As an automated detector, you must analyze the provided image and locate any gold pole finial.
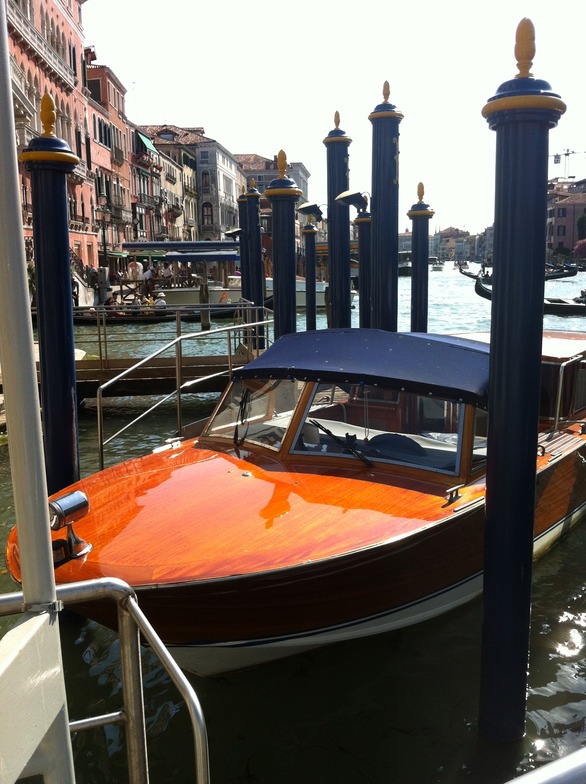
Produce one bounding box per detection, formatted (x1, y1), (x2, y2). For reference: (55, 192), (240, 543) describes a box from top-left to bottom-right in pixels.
(307, 214), (314, 225)
(515, 18), (535, 79)
(40, 93), (57, 137)
(382, 81), (390, 103)
(334, 111), (340, 129)
(277, 150), (287, 178)
(417, 182), (425, 203)
(250, 177), (256, 189)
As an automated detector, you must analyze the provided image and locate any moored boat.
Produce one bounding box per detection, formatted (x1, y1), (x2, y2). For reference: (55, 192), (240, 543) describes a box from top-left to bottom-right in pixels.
(61, 304), (244, 325)
(474, 275), (586, 315)
(158, 276), (347, 310)
(6, 328), (586, 676)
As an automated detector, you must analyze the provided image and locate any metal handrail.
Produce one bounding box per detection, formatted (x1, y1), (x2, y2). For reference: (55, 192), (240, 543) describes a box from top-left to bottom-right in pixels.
(96, 313), (274, 468)
(0, 577), (210, 783)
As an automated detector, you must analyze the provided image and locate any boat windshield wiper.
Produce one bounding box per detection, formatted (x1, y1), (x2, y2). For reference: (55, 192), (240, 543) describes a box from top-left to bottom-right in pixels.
(309, 419), (372, 467)
(234, 388), (251, 446)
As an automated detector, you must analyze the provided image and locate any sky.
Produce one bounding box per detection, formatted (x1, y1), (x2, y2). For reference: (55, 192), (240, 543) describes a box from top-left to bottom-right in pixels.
(81, 0), (586, 236)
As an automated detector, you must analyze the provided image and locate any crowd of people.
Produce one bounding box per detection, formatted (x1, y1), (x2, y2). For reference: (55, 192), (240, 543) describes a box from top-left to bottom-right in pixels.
(104, 291), (167, 311)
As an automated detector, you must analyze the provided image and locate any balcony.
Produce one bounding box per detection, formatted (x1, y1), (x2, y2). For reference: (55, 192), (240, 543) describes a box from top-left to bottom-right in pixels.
(137, 192), (155, 208)
(111, 146), (124, 166)
(165, 171), (177, 184)
(68, 160), (87, 185)
(133, 152), (152, 169)
(110, 205), (133, 224)
(7, 1), (76, 92)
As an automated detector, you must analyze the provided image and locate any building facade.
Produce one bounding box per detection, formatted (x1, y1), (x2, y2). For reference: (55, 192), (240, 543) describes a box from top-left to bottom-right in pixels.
(7, 4), (314, 275)
(8, 0), (93, 267)
(547, 178), (586, 260)
(141, 124), (246, 242)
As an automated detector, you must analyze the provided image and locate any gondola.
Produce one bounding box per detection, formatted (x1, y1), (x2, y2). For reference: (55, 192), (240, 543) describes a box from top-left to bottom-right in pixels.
(461, 264), (577, 284)
(474, 275), (586, 316)
(30, 303), (256, 326)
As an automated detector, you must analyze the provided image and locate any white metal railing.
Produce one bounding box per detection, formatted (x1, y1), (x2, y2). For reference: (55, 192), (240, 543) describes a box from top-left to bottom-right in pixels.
(0, 578), (210, 783)
(96, 311), (274, 468)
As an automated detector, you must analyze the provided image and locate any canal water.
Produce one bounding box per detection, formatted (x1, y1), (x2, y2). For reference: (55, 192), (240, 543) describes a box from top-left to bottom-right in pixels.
(3, 266), (586, 783)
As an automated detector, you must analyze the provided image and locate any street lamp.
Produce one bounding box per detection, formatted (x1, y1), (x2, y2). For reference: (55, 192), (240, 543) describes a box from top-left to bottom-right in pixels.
(96, 191), (111, 268)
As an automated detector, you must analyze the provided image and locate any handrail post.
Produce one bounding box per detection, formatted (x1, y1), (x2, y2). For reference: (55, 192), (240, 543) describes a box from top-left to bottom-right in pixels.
(117, 602), (150, 784)
(97, 385), (105, 470)
(175, 310), (183, 435)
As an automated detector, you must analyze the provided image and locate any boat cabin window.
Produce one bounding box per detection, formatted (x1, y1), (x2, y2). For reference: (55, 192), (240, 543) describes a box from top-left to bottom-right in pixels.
(472, 409), (488, 469)
(202, 377), (304, 450)
(293, 382), (465, 474)
(540, 356), (586, 422)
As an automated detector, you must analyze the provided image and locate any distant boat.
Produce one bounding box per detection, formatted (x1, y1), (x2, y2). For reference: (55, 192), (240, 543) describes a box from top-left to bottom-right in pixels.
(45, 305), (243, 326)
(474, 275), (586, 316)
(398, 252), (412, 277)
(159, 276), (355, 310)
(460, 264), (576, 285)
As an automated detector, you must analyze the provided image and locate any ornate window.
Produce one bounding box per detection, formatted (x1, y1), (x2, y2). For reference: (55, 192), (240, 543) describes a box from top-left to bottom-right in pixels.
(202, 203), (213, 226)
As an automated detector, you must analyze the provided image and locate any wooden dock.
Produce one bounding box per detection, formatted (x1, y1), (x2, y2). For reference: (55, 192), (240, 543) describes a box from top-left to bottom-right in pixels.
(0, 353), (251, 404)
(74, 354), (247, 399)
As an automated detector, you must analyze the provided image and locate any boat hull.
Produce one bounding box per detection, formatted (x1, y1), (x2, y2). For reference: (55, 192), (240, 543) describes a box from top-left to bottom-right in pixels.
(157, 282), (356, 310)
(61, 432), (586, 676)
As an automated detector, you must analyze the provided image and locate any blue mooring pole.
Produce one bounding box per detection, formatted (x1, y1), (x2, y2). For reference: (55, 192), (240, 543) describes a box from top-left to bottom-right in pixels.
(355, 204), (372, 329)
(369, 82), (403, 332)
(323, 112), (352, 328)
(20, 94), (81, 495)
(246, 180), (265, 348)
(407, 183), (434, 333)
(264, 150), (302, 339)
(478, 18), (566, 742)
(303, 217), (318, 332)
(237, 187), (250, 302)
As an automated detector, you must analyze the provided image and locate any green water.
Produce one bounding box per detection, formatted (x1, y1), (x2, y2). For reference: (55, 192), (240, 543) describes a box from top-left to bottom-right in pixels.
(3, 268), (586, 783)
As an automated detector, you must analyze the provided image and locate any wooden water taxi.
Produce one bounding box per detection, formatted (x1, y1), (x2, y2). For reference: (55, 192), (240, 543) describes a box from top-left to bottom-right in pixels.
(6, 329), (586, 676)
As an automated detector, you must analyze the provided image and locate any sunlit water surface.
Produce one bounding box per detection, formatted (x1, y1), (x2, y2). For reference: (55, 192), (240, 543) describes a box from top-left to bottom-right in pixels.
(3, 268), (586, 783)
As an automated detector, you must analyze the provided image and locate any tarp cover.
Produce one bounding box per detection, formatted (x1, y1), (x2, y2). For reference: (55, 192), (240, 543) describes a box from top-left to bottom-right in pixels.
(235, 329), (491, 408)
(164, 251), (240, 263)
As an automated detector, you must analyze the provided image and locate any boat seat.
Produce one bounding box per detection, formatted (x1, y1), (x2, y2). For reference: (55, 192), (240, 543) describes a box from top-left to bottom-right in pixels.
(296, 422), (321, 450)
(366, 433), (426, 458)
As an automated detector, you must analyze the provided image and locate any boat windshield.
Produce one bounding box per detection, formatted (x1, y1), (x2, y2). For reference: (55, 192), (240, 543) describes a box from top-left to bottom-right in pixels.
(202, 377), (305, 450)
(292, 381), (467, 474)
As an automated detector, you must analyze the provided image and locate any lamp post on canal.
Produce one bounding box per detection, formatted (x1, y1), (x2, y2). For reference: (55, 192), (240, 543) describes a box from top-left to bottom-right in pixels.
(96, 191), (111, 269)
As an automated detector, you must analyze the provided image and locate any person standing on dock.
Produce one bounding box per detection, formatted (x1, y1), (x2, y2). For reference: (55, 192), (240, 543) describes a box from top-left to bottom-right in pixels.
(161, 262), (173, 288)
(141, 264), (154, 297)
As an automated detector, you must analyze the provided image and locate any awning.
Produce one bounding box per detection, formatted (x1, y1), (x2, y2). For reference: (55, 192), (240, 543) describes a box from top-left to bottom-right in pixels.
(138, 132), (158, 155)
(164, 251), (240, 263)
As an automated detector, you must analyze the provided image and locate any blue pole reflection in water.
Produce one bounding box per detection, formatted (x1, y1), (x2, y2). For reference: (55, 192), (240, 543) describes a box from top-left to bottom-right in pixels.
(2, 270), (586, 782)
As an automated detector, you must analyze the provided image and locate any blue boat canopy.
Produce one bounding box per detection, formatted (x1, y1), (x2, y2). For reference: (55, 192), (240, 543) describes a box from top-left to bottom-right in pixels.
(235, 329), (491, 408)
